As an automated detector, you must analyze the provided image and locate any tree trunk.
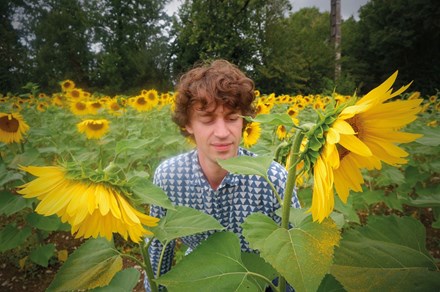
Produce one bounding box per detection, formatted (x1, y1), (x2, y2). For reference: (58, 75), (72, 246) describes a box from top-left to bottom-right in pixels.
(330, 0), (341, 81)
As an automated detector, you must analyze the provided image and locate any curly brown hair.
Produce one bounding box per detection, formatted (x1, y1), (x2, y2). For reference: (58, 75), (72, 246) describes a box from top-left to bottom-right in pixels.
(172, 59), (256, 137)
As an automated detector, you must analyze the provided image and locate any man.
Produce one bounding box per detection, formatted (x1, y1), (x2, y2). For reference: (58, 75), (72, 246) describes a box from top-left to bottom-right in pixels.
(145, 59), (300, 291)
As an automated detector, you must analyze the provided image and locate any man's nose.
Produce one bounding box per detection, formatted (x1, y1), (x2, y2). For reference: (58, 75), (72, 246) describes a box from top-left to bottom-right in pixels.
(214, 119), (229, 137)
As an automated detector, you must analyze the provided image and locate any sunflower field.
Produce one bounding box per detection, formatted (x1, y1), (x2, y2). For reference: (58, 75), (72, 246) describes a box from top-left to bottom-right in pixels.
(1, 74), (440, 291)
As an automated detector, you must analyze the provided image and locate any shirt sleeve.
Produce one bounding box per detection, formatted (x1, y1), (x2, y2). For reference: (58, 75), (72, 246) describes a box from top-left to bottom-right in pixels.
(144, 168), (176, 291)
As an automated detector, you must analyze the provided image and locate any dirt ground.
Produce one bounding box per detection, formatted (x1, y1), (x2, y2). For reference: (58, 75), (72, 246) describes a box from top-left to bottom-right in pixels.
(1, 206), (439, 292)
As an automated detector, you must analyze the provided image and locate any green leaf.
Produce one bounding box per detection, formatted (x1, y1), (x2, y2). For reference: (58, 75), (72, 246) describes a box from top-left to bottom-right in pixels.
(29, 244), (55, 267)
(242, 212), (340, 292)
(374, 166), (405, 187)
(115, 138), (155, 154)
(416, 126), (440, 146)
(406, 192), (440, 208)
(317, 274), (346, 292)
(47, 237), (123, 291)
(217, 155), (274, 179)
(361, 189), (385, 205)
(128, 176), (175, 210)
(156, 231), (275, 291)
(333, 195), (361, 224)
(26, 213), (69, 231)
(150, 206), (224, 243)
(248, 113), (295, 126)
(331, 215), (440, 291)
(0, 190), (32, 216)
(91, 268), (140, 292)
(0, 225), (32, 252)
(0, 171), (23, 187)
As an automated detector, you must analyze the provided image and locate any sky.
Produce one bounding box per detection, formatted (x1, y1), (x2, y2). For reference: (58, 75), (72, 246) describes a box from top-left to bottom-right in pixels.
(165, 0), (370, 20)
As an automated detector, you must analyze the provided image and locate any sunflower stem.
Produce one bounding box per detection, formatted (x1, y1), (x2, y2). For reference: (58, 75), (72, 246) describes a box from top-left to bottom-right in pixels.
(140, 239), (159, 292)
(278, 129), (305, 291)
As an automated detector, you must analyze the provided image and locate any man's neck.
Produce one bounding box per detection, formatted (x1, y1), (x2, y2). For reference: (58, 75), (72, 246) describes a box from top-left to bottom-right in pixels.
(198, 157), (228, 191)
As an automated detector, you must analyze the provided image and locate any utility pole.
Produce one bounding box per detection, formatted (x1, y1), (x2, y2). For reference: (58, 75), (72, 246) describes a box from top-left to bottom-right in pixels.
(330, 0), (341, 81)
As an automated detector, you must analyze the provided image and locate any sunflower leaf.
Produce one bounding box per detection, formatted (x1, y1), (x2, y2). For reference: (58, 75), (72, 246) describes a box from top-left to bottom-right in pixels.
(90, 268), (140, 292)
(150, 206), (224, 243)
(0, 224), (32, 252)
(156, 231), (275, 291)
(29, 243), (55, 267)
(242, 212), (340, 292)
(217, 155), (274, 180)
(47, 237), (122, 292)
(246, 113), (295, 126)
(331, 215), (440, 291)
(115, 138), (156, 154)
(26, 213), (70, 231)
(0, 190), (32, 216)
(128, 176), (175, 210)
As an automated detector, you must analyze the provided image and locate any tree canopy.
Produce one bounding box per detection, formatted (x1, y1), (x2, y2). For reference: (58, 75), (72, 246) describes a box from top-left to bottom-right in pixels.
(1, 0), (439, 96)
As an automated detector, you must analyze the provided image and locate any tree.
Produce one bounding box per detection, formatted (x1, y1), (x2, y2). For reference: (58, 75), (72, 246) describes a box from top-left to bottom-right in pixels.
(342, 0), (440, 95)
(170, 0), (291, 80)
(30, 0), (91, 92)
(0, 0), (32, 93)
(85, 0), (172, 94)
(255, 8), (334, 94)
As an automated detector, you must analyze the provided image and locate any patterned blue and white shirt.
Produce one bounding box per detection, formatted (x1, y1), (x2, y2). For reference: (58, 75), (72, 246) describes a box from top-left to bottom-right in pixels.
(145, 147), (300, 291)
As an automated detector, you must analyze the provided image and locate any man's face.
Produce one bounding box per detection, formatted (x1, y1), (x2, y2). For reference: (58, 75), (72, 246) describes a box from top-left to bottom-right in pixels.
(186, 103), (243, 167)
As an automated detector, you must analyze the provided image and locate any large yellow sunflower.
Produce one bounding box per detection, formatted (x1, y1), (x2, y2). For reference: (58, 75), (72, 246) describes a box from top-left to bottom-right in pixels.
(77, 119), (110, 139)
(0, 112), (30, 144)
(310, 71), (422, 222)
(17, 165), (159, 242)
(242, 122), (261, 148)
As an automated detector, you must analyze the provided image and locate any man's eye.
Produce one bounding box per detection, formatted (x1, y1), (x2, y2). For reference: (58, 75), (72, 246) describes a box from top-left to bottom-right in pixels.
(200, 118), (214, 124)
(228, 115), (239, 121)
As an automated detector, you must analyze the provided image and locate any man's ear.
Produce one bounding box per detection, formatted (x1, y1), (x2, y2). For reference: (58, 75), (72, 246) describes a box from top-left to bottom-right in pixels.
(186, 124), (194, 134)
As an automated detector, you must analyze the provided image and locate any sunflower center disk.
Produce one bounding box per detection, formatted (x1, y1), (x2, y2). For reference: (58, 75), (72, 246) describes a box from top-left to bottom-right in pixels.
(0, 116), (19, 132)
(88, 123), (104, 130)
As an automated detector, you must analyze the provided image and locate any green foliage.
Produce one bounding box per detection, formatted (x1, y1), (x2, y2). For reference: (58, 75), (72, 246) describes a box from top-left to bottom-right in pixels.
(256, 7), (334, 94)
(47, 237), (122, 291)
(90, 268), (140, 292)
(29, 243), (56, 267)
(150, 206), (224, 244)
(0, 224), (32, 252)
(156, 232), (277, 291)
(0, 190), (32, 216)
(242, 211), (340, 292)
(331, 215), (440, 291)
(342, 0), (440, 95)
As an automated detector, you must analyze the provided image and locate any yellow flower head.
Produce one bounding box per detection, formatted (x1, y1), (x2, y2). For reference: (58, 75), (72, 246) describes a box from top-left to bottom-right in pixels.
(242, 122), (261, 148)
(310, 71), (422, 222)
(276, 125), (288, 140)
(61, 80), (76, 92)
(255, 99), (271, 115)
(52, 94), (65, 107)
(107, 99), (124, 116)
(17, 165), (159, 242)
(87, 100), (104, 115)
(70, 100), (89, 116)
(77, 119), (110, 139)
(66, 88), (84, 101)
(142, 89), (159, 108)
(0, 112), (30, 144)
(36, 102), (48, 112)
(131, 95), (152, 112)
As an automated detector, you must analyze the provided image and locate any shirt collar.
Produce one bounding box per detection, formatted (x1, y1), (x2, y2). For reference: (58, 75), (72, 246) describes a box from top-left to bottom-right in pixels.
(189, 148), (248, 188)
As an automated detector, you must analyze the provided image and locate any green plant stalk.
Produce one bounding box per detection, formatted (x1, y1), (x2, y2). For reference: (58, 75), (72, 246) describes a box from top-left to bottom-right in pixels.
(278, 130), (305, 292)
(140, 239), (159, 292)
